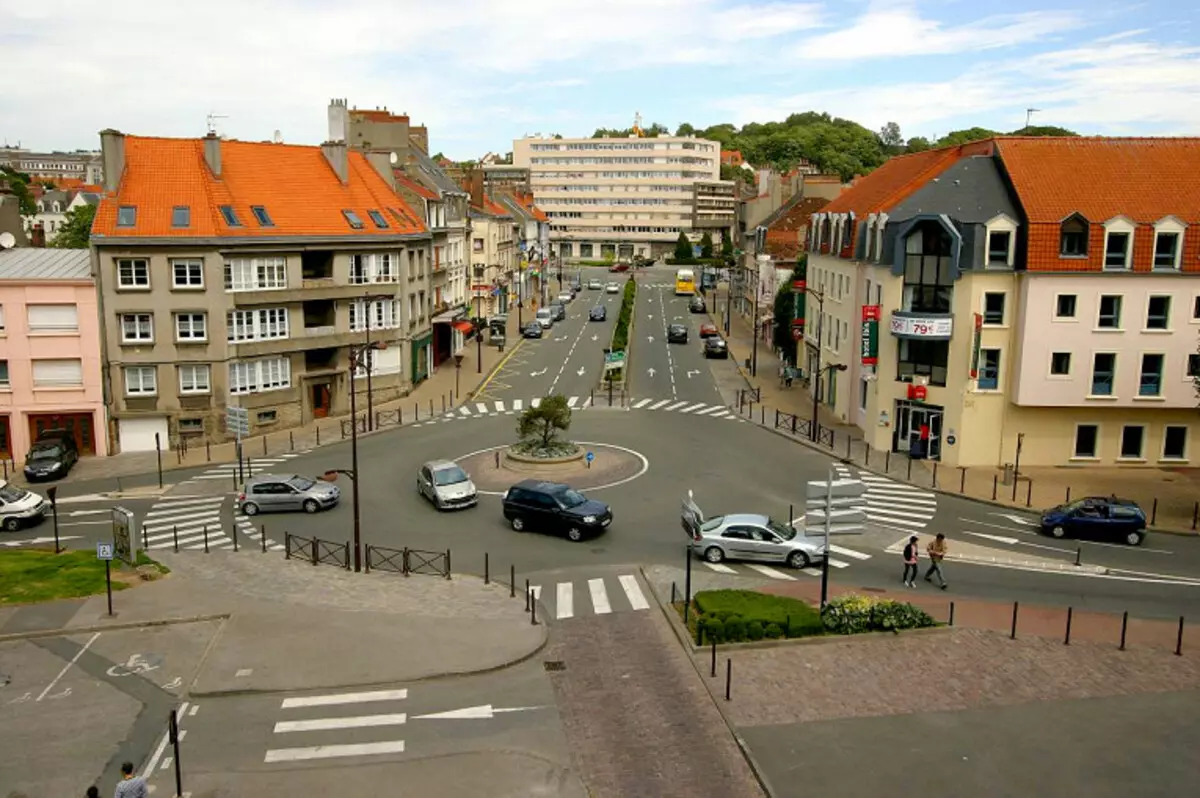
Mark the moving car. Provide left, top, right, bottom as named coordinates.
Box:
left=589, top=305, right=607, bottom=321
left=502, top=480, right=613, bottom=542
left=704, top=337, right=728, bottom=358
left=417, top=460, right=478, bottom=510
left=536, top=307, right=554, bottom=328
left=0, top=481, right=48, bottom=532
left=587, top=279, right=603, bottom=290
left=605, top=282, right=620, bottom=294
left=550, top=302, right=567, bottom=321
left=522, top=322, right=544, bottom=338
left=698, top=323, right=718, bottom=338
left=609, top=263, right=630, bottom=273
left=682, top=491, right=825, bottom=569
left=238, top=474, right=340, bottom=516
left=688, top=296, right=706, bottom=314
left=1040, top=497, right=1147, bottom=546
left=23, top=429, right=80, bottom=482
left=667, top=323, right=688, bottom=343
left=557, top=292, right=574, bottom=304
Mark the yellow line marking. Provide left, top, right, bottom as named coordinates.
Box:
left=474, top=339, right=527, bottom=396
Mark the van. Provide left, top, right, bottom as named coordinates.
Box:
left=0, top=480, right=49, bottom=532
left=536, top=307, right=554, bottom=328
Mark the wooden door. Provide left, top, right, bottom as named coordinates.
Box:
left=312, top=384, right=332, bottom=419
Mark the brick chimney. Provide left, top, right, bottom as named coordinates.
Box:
left=99, top=128, right=126, bottom=193
left=30, top=222, right=46, bottom=248
left=203, top=132, right=222, bottom=177
left=321, top=141, right=349, bottom=185
left=464, top=167, right=484, bottom=209
left=408, top=125, right=429, bottom=154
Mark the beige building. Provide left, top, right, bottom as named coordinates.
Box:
left=467, top=196, right=518, bottom=318
left=90, top=129, right=433, bottom=452
left=512, top=133, right=730, bottom=261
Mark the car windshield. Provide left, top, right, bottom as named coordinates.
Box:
left=287, top=476, right=316, bottom=491
left=30, top=445, right=63, bottom=458
left=699, top=516, right=725, bottom=532
left=1060, top=498, right=1104, bottom=512
left=0, top=484, right=27, bottom=503
left=434, top=466, right=469, bottom=486
left=670, top=325, right=685, bottom=333
left=766, top=520, right=798, bottom=540
left=556, top=489, right=588, bottom=508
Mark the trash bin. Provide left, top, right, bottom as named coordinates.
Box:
left=1002, top=463, right=1015, bottom=486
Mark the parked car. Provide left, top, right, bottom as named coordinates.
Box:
left=238, top=474, right=340, bottom=516
left=704, top=337, right=728, bottom=358
left=667, top=323, right=688, bottom=343
left=609, top=263, right=630, bottom=273
left=689, top=297, right=706, bottom=313
left=589, top=305, right=607, bottom=321
left=1040, top=497, right=1147, bottom=546
left=502, top=480, right=613, bottom=541
left=557, top=292, right=574, bottom=305
left=23, top=429, right=79, bottom=482
left=536, top=307, right=554, bottom=328
left=605, top=282, right=620, bottom=294
left=682, top=492, right=825, bottom=569
left=523, top=322, right=544, bottom=338
left=0, top=481, right=48, bottom=532
left=699, top=323, right=718, bottom=338
left=417, top=460, right=478, bottom=510
left=588, top=279, right=603, bottom=290
left=550, top=302, right=567, bottom=321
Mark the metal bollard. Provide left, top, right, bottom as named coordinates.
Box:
left=311, top=537, right=318, bottom=566
left=485, top=552, right=490, bottom=584
left=525, top=579, right=530, bottom=611
left=531, top=591, right=538, bottom=625
left=1026, top=480, right=1033, bottom=507
left=696, top=622, right=703, bottom=647
left=445, top=549, right=451, bottom=580
left=173, top=525, right=179, bottom=553
left=724, top=659, right=732, bottom=701
left=510, top=565, right=515, bottom=598
left=992, top=474, right=998, bottom=500
left=1065, top=607, right=1073, bottom=645
left=1151, top=497, right=1158, bottom=526
left=442, top=394, right=446, bottom=413
left=289, top=431, right=294, bottom=451
left=932, top=461, right=938, bottom=488
left=415, top=402, right=419, bottom=421
left=864, top=442, right=870, bottom=467
left=203, top=525, right=210, bottom=553
left=907, top=457, right=913, bottom=481
left=959, top=467, right=966, bottom=494
left=948, top=601, right=954, bottom=626
left=671, top=582, right=677, bottom=604
left=1119, top=610, right=1129, bottom=651
left=232, top=523, right=238, bottom=552
left=1010, top=601, right=1019, bottom=639
left=261, top=524, right=267, bottom=553
left=495, top=451, right=501, bottom=469
left=1075, top=547, right=1082, bottom=567
left=262, top=436, right=267, bottom=456
left=788, top=504, right=793, bottom=528
left=885, top=450, right=891, bottom=472
left=316, top=425, right=321, bottom=446
left=206, top=440, right=211, bottom=462
left=1065, top=486, right=1071, bottom=503
left=430, top=398, right=434, bottom=416
left=1176, top=617, right=1185, bottom=656
left=846, top=436, right=852, bottom=459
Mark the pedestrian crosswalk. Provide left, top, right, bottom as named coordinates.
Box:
left=832, top=463, right=938, bottom=530
left=697, top=543, right=873, bottom=579
left=411, top=396, right=746, bottom=425
left=141, top=494, right=285, bottom=552
left=265, top=688, right=409, bottom=763
left=527, top=572, right=652, bottom=621
left=179, top=451, right=307, bottom=483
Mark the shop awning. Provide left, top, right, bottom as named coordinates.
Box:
left=452, top=320, right=475, bottom=334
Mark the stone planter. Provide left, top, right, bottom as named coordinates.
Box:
left=504, top=445, right=584, bottom=473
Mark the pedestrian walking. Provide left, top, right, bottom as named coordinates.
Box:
left=901, top=535, right=919, bottom=587
left=113, top=762, right=147, bottom=798
left=925, top=533, right=949, bottom=590
left=87, top=788, right=99, bottom=798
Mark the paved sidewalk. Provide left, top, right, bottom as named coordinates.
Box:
left=707, top=288, right=1200, bottom=536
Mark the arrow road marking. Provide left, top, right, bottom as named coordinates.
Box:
left=576, top=367, right=585, bottom=376
left=686, top=370, right=700, bottom=378
left=964, top=531, right=1020, bottom=545
left=0, top=535, right=84, bottom=548
left=530, top=368, right=547, bottom=377
left=993, top=513, right=1038, bottom=527
left=647, top=336, right=654, bottom=343
left=591, top=334, right=598, bottom=341
left=647, top=368, right=656, bottom=377
left=413, top=704, right=548, bottom=720
left=554, top=336, right=568, bottom=342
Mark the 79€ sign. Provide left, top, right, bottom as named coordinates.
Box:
left=860, top=305, right=881, bottom=365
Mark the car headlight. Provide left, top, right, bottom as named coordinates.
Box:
left=582, top=515, right=596, bottom=524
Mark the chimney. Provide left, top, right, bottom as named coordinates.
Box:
left=321, top=141, right=349, bottom=184
left=99, top=128, right=126, bottom=193
left=408, top=125, right=429, bottom=154
left=203, top=132, right=222, bottom=177
left=30, top=222, right=46, bottom=248
left=365, top=151, right=395, bottom=190
left=465, top=168, right=484, bottom=209
left=327, top=98, right=348, bottom=143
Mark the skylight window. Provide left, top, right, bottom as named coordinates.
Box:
left=342, top=210, right=365, bottom=230
left=251, top=206, right=274, bottom=227
left=219, top=205, right=242, bottom=227
left=367, top=210, right=389, bottom=229
left=117, top=206, right=137, bottom=227
left=171, top=206, right=190, bottom=228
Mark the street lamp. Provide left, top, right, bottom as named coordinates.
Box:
left=360, top=292, right=392, bottom=433
left=454, top=351, right=464, bottom=401
left=803, top=285, right=830, bottom=442
left=346, top=339, right=386, bottom=572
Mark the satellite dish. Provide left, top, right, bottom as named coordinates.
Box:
left=389, top=152, right=398, bottom=165
left=0, top=232, right=15, bottom=249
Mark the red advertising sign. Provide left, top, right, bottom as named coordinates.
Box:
left=861, top=305, right=881, bottom=366
left=791, top=280, right=807, bottom=293
left=907, top=384, right=927, bottom=401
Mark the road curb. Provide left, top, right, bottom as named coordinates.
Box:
left=0, top=613, right=230, bottom=643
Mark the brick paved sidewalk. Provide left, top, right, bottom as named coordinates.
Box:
left=708, top=284, right=1200, bottom=536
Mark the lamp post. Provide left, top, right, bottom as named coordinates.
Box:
left=475, top=291, right=483, bottom=373
left=454, top=351, right=464, bottom=400
left=346, top=339, right=386, bottom=572
left=360, top=292, right=391, bottom=433
left=805, top=286, right=828, bottom=442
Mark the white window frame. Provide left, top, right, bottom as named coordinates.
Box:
left=171, top=258, right=204, bottom=288
left=1089, top=350, right=1118, bottom=398
left=349, top=253, right=397, bottom=285
left=224, top=256, right=287, bottom=292
left=349, top=298, right=401, bottom=332
left=116, top=258, right=150, bottom=290
left=1072, top=423, right=1101, bottom=460
left=178, top=364, right=211, bottom=395
left=26, top=304, right=79, bottom=334
left=175, top=312, right=208, bottom=342
left=0, top=304, right=6, bottom=332
left=1096, top=294, right=1123, bottom=331
left=865, top=214, right=878, bottom=260
left=875, top=213, right=889, bottom=263
left=227, top=308, right=289, bottom=343
left=120, top=313, right=154, bottom=344
left=1152, top=216, right=1185, bottom=271
left=1102, top=216, right=1135, bottom=271
left=984, top=214, right=1017, bottom=268
left=228, top=356, right=291, bottom=395
left=123, top=365, right=158, bottom=396
left=1161, top=425, right=1189, bottom=462
left=1053, top=292, right=1078, bottom=322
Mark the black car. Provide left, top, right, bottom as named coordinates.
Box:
left=1040, top=497, right=1147, bottom=546
left=23, top=429, right=79, bottom=481
left=689, top=297, right=706, bottom=313
left=704, top=336, right=728, bottom=359
left=589, top=305, right=607, bottom=321
left=667, top=323, right=688, bottom=343
left=522, top=322, right=544, bottom=338
left=502, top=480, right=613, bottom=541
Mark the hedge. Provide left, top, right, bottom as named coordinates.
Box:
left=821, top=594, right=937, bottom=635
left=689, top=589, right=824, bottom=642
left=665, top=257, right=727, bottom=267
left=610, top=278, right=637, bottom=354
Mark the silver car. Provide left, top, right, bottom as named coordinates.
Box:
left=239, top=474, right=340, bottom=515
left=682, top=492, right=826, bottom=570
left=417, top=460, right=478, bottom=510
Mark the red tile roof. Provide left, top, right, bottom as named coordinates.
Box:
left=479, top=197, right=511, bottom=218
left=394, top=172, right=439, bottom=200
left=821, top=147, right=964, bottom=215
left=765, top=196, right=830, bottom=260
left=510, top=190, right=549, bottom=222
left=93, top=136, right=427, bottom=238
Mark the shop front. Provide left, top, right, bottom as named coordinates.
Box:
left=431, top=306, right=470, bottom=367
left=892, top=395, right=945, bottom=461
left=411, top=332, right=433, bottom=386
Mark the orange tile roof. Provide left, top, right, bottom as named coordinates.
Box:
left=995, top=137, right=1200, bottom=223
left=480, top=197, right=511, bottom=218
left=394, top=172, right=439, bottom=200
left=510, top=190, right=549, bottom=222
left=93, top=136, right=427, bottom=239
left=40, top=176, right=85, bottom=190
left=821, top=146, right=964, bottom=215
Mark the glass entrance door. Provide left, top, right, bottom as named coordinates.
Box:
left=893, top=400, right=945, bottom=461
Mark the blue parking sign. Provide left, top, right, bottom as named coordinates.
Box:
left=586, top=451, right=594, bottom=463
left=96, top=542, right=114, bottom=561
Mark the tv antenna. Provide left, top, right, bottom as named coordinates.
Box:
left=1025, top=108, right=1040, bottom=128
left=206, top=113, right=229, bottom=136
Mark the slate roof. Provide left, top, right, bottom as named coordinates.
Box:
left=0, top=247, right=91, bottom=280
left=410, top=147, right=467, bottom=197
left=821, top=147, right=963, bottom=216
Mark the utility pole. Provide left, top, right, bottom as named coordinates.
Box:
left=1025, top=108, right=1040, bottom=128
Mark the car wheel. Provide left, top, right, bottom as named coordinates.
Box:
left=566, top=527, right=583, bottom=542
left=704, top=546, right=725, bottom=563
left=1125, top=530, right=1144, bottom=546
left=241, top=502, right=259, bottom=517
left=511, top=516, right=526, bottom=532
left=303, top=499, right=320, bottom=514
left=432, top=495, right=443, bottom=511
left=3, top=517, right=20, bottom=532
left=1049, top=525, right=1066, bottom=539
left=787, top=550, right=810, bottom=569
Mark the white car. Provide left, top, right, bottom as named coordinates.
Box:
left=557, top=292, right=574, bottom=304
left=605, top=283, right=620, bottom=294
left=0, top=480, right=49, bottom=532
left=535, top=307, right=554, bottom=328
left=587, top=279, right=602, bottom=290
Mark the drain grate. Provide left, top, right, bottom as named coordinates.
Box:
left=543, top=660, right=566, bottom=672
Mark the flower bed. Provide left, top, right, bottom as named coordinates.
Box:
left=821, top=594, right=937, bottom=635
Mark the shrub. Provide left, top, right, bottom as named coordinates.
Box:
left=701, top=616, right=724, bottom=643
left=746, top=620, right=764, bottom=641
left=723, top=615, right=747, bottom=642
left=764, top=622, right=783, bottom=639
left=609, top=277, right=638, bottom=355
left=821, top=594, right=936, bottom=636
left=693, top=589, right=824, bottom=638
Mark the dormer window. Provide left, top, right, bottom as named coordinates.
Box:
left=342, top=210, right=365, bottom=230
left=52, top=202, right=61, bottom=213
left=367, top=210, right=389, bottom=229
left=1103, top=217, right=1134, bottom=271
left=1153, top=217, right=1185, bottom=271
left=219, top=205, right=242, bottom=227
left=171, top=206, right=190, bottom=228
left=117, top=205, right=137, bottom=227
left=1059, top=214, right=1088, bottom=257
left=987, top=232, right=1011, bottom=265
left=251, top=206, right=274, bottom=227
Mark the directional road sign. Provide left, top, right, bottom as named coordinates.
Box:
left=805, top=478, right=867, bottom=535
left=226, top=405, right=250, bottom=438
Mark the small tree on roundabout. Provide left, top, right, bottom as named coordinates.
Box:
left=515, top=393, right=574, bottom=455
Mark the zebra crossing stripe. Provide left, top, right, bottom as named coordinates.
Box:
left=829, top=545, right=872, bottom=560
left=459, top=406, right=472, bottom=416
left=648, top=400, right=672, bottom=410
left=678, top=402, right=707, bottom=414
left=587, top=579, right=611, bottom=614
left=556, top=582, right=574, bottom=619
left=581, top=396, right=592, bottom=408
left=633, top=399, right=652, bottom=409
left=512, top=399, right=524, bottom=411
left=493, top=401, right=505, bottom=413
left=745, top=564, right=796, bottom=581
left=475, top=403, right=489, bottom=414
left=701, top=562, right=737, bottom=574
left=664, top=401, right=689, bottom=411
left=274, top=713, right=408, bottom=733
left=694, top=405, right=727, bottom=416
left=281, top=689, right=408, bottom=708
left=147, top=496, right=224, bottom=510
left=618, top=575, right=649, bottom=610
left=566, top=396, right=579, bottom=408
left=265, top=741, right=405, bottom=763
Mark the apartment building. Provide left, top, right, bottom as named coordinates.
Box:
left=512, top=134, right=729, bottom=261
left=467, top=197, right=518, bottom=318
left=91, top=130, right=432, bottom=452
left=804, top=137, right=1200, bottom=468
left=0, top=146, right=103, bottom=185
left=496, top=190, right=551, bottom=308
left=0, top=248, right=109, bottom=462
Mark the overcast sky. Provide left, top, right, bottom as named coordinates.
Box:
left=2, top=0, right=1198, bottom=160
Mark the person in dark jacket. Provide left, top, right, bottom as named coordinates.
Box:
left=902, top=535, right=920, bottom=588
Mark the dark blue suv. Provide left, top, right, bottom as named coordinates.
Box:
left=1040, top=497, right=1146, bottom=546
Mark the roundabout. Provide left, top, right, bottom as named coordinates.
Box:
left=458, top=441, right=649, bottom=494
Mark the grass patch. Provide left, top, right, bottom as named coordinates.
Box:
left=678, top=589, right=825, bottom=643
left=0, top=549, right=167, bottom=605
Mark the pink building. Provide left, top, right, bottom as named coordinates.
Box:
left=0, top=248, right=108, bottom=462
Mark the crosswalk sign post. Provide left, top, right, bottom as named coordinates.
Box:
left=96, top=542, right=114, bottom=616
left=806, top=473, right=866, bottom=609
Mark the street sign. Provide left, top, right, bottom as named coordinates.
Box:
left=586, top=452, right=594, bottom=463
left=96, top=542, right=114, bottom=561
left=111, top=507, right=135, bottom=564
left=226, top=405, right=250, bottom=438
left=604, top=351, right=626, bottom=364
left=861, top=305, right=880, bottom=365
left=805, top=479, right=867, bottom=535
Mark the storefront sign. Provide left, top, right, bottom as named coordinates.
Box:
left=907, top=384, right=927, bottom=401
left=861, top=305, right=881, bottom=365
left=890, top=313, right=953, bottom=339
left=791, top=280, right=807, bottom=293
left=969, top=312, right=983, bottom=379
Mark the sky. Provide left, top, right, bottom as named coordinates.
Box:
left=2, top=0, right=1199, bottom=161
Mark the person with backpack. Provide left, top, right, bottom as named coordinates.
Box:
left=902, top=535, right=919, bottom=588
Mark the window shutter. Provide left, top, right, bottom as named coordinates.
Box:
left=27, top=304, right=79, bottom=332
left=32, top=359, right=84, bottom=386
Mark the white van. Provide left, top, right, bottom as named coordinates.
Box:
left=0, top=481, right=49, bottom=532
left=536, top=307, right=554, bottom=329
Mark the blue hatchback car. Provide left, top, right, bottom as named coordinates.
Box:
left=1040, top=497, right=1146, bottom=546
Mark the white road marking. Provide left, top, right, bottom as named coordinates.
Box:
left=588, top=578, right=612, bottom=614
left=619, top=575, right=650, bottom=610
left=146, top=496, right=225, bottom=511
left=281, top=689, right=408, bottom=709
left=531, top=398, right=542, bottom=408
left=965, top=531, right=1020, bottom=545
left=829, top=544, right=872, bottom=560
left=707, top=410, right=731, bottom=418
left=37, top=632, right=99, bottom=701
left=801, top=567, right=822, bottom=577
left=189, top=704, right=199, bottom=716
left=678, top=402, right=708, bottom=414
left=142, top=510, right=222, bottom=526
left=648, top=400, right=672, bottom=410
left=694, top=405, right=727, bottom=416
left=567, top=396, right=579, bottom=408
left=865, top=506, right=934, bottom=520
left=475, top=403, right=489, bottom=414
left=529, top=585, right=542, bottom=600
left=865, top=512, right=927, bottom=529
left=701, top=562, right=737, bottom=573
left=634, top=398, right=652, bottom=408
left=512, top=399, right=523, bottom=411
left=828, top=558, right=851, bottom=569
left=745, top=564, right=797, bottom=581
left=274, top=713, right=408, bottom=733
left=459, top=406, right=472, bottom=416
left=556, top=582, right=574, bottom=619
left=494, top=401, right=505, bottom=413
left=265, top=741, right=406, bottom=763
left=664, top=401, right=689, bottom=411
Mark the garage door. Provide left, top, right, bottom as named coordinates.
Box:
left=118, top=417, right=170, bottom=453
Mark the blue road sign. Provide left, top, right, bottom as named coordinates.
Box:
left=586, top=451, right=595, bottom=463
left=97, top=542, right=114, bottom=561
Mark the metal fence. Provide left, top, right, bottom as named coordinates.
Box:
left=285, top=533, right=350, bottom=569
left=365, top=544, right=451, bottom=578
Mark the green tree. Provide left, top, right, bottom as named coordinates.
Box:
left=877, top=121, right=903, bottom=152
left=935, top=127, right=1001, bottom=147
left=0, top=165, right=37, bottom=216
left=517, top=393, right=572, bottom=450
left=674, top=231, right=692, bottom=261
left=905, top=136, right=932, bottom=153
left=675, top=122, right=696, bottom=136
left=721, top=233, right=734, bottom=260
left=1008, top=125, right=1078, bottom=137
left=50, top=203, right=96, bottom=249
left=772, top=258, right=807, bottom=362
left=699, top=232, right=714, bottom=259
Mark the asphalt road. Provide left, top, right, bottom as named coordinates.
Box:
left=632, top=279, right=724, bottom=405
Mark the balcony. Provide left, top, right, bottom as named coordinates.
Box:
left=890, top=310, right=954, bottom=340
left=303, top=325, right=337, bottom=338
